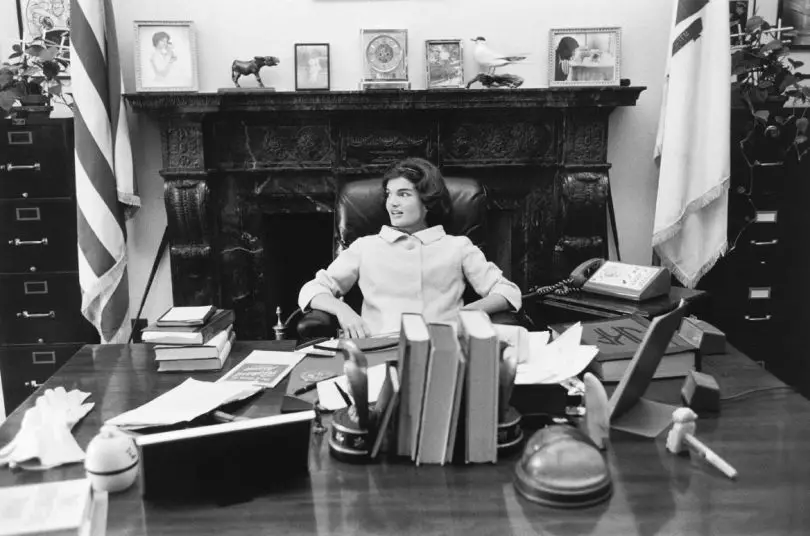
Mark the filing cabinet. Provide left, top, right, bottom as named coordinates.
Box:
left=0, top=117, right=98, bottom=416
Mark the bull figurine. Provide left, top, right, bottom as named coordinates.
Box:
left=231, top=56, right=280, bottom=88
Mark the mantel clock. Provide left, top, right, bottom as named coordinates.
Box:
left=360, top=29, right=410, bottom=90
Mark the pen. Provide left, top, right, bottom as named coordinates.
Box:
left=295, top=337, right=332, bottom=351
left=212, top=410, right=249, bottom=423
left=293, top=374, right=338, bottom=396
left=334, top=383, right=353, bottom=406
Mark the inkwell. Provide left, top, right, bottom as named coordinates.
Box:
left=328, top=340, right=375, bottom=462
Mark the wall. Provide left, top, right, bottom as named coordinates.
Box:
left=2, top=0, right=804, bottom=322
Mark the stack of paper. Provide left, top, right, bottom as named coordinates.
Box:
left=105, top=378, right=262, bottom=430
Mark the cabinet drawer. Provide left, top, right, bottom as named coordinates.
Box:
left=0, top=273, right=96, bottom=344
left=0, top=343, right=82, bottom=416
left=0, top=200, right=77, bottom=273
left=0, top=124, right=71, bottom=199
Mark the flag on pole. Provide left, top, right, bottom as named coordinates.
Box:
left=653, top=0, right=730, bottom=288
left=71, top=0, right=140, bottom=343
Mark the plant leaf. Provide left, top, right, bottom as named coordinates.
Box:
left=746, top=16, right=764, bottom=32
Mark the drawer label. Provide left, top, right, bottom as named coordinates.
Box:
left=749, top=287, right=771, bottom=299
left=24, top=281, right=49, bottom=294
left=7, top=131, right=33, bottom=145
left=15, top=207, right=41, bottom=221
left=755, top=211, right=777, bottom=223
left=31, top=351, right=56, bottom=364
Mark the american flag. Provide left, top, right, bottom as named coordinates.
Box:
left=71, top=0, right=140, bottom=343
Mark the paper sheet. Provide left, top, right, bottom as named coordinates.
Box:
left=217, top=350, right=305, bottom=388
left=316, top=363, right=388, bottom=411
left=506, top=323, right=599, bottom=385
left=159, top=306, right=213, bottom=323
left=105, top=378, right=262, bottom=429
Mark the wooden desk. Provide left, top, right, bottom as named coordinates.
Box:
left=1, top=342, right=809, bottom=535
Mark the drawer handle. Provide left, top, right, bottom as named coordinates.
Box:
left=16, top=310, right=56, bottom=319
left=8, top=238, right=48, bottom=246
left=24, top=380, right=43, bottom=389
left=750, top=239, right=778, bottom=246
left=1, top=162, right=41, bottom=172
left=744, top=314, right=772, bottom=322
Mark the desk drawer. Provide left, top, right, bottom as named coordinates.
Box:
left=0, top=273, right=95, bottom=344
left=0, top=343, right=82, bottom=416
left=0, top=125, right=71, bottom=199
left=0, top=199, right=77, bottom=273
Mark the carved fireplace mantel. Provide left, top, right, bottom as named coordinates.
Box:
left=125, top=87, right=644, bottom=339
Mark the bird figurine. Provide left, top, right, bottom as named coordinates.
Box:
left=471, top=37, right=529, bottom=75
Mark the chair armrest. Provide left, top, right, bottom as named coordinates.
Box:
left=294, top=309, right=340, bottom=341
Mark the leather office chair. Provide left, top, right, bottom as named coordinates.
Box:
left=288, top=176, right=525, bottom=341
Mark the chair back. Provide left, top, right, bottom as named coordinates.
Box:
left=334, top=176, right=488, bottom=256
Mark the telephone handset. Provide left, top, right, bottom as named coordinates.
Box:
left=528, top=258, right=671, bottom=302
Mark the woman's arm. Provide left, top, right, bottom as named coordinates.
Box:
left=462, top=293, right=510, bottom=314
left=460, top=238, right=522, bottom=313
left=309, top=294, right=370, bottom=339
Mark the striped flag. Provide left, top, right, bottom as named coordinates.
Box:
left=71, top=0, right=140, bottom=343
left=653, top=0, right=730, bottom=288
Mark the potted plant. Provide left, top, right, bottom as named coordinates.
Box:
left=0, top=30, right=71, bottom=118
left=731, top=15, right=809, bottom=162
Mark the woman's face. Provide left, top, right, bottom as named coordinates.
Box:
left=385, top=177, right=427, bottom=233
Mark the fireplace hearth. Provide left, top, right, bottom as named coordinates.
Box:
left=126, top=87, right=644, bottom=339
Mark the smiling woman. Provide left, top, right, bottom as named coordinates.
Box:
left=297, top=157, right=522, bottom=338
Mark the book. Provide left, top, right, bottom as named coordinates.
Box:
left=154, top=325, right=235, bottom=361
left=457, top=309, right=499, bottom=464
left=136, top=411, right=314, bottom=501
left=217, top=350, right=305, bottom=389
left=156, top=331, right=236, bottom=372
left=0, top=478, right=94, bottom=536
left=394, top=312, right=431, bottom=459
left=141, top=309, right=235, bottom=345
left=550, top=315, right=699, bottom=382
left=415, top=323, right=466, bottom=466
left=156, top=305, right=217, bottom=327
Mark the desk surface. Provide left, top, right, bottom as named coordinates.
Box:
left=1, top=342, right=809, bottom=536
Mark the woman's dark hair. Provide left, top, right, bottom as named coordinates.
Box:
left=382, top=157, right=451, bottom=226
left=152, top=31, right=171, bottom=47
left=556, top=36, right=579, bottom=60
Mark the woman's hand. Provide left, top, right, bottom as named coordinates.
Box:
left=335, top=304, right=370, bottom=339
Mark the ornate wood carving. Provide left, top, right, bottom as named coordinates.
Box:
left=126, top=88, right=644, bottom=339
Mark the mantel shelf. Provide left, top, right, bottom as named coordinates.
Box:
left=124, top=87, right=646, bottom=114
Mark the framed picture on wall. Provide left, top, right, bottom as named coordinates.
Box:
left=779, top=0, right=810, bottom=50
left=425, top=39, right=464, bottom=89
left=548, top=27, right=621, bottom=87
left=295, top=43, right=331, bottom=91
left=134, top=20, right=198, bottom=92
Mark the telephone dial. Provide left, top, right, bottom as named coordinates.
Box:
left=526, top=258, right=671, bottom=302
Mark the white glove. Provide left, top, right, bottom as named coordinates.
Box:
left=0, top=387, right=94, bottom=470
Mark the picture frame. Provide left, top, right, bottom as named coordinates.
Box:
left=778, top=0, right=810, bottom=50
left=548, top=27, right=621, bottom=87
left=295, top=43, right=331, bottom=91
left=134, top=20, right=198, bottom=92
left=425, top=39, right=464, bottom=89
left=17, top=0, right=70, bottom=42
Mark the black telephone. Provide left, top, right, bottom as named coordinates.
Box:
left=527, top=258, right=671, bottom=302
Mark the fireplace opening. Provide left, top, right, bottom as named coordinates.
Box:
left=263, top=212, right=334, bottom=333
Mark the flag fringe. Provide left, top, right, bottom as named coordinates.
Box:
left=657, top=239, right=727, bottom=289
left=652, top=175, right=730, bottom=247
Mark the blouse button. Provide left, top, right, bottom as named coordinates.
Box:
left=405, top=242, right=415, bottom=251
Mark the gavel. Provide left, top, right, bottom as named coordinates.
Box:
left=665, top=407, right=737, bottom=480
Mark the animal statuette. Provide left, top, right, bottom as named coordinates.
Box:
left=231, top=56, right=280, bottom=88
left=666, top=407, right=738, bottom=479
left=471, top=37, right=529, bottom=75
left=583, top=372, right=610, bottom=450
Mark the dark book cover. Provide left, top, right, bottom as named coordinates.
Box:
left=550, top=315, right=697, bottom=362
left=136, top=411, right=314, bottom=503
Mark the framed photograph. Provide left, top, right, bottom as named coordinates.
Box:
left=295, top=43, right=331, bottom=91
left=778, top=0, right=810, bottom=50
left=134, top=20, right=198, bottom=92
left=425, top=39, right=464, bottom=89
left=548, top=27, right=621, bottom=87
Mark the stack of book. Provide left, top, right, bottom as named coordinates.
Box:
left=393, top=310, right=500, bottom=465
left=141, top=306, right=236, bottom=372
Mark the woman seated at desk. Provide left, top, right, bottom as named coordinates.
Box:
left=297, top=157, right=522, bottom=338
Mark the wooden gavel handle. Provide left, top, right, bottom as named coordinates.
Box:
left=684, top=433, right=738, bottom=479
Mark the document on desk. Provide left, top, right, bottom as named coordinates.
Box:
left=105, top=378, right=262, bottom=430
left=316, top=363, right=388, bottom=411
left=506, top=323, right=599, bottom=385
left=217, top=350, right=306, bottom=388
